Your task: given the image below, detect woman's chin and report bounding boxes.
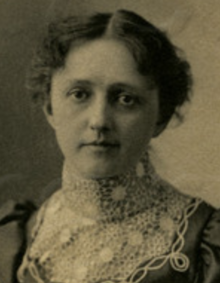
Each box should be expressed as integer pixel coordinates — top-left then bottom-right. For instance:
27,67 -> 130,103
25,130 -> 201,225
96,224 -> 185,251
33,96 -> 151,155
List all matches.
80,167 -> 119,180
71,160 -> 123,180
65,151 -> 135,180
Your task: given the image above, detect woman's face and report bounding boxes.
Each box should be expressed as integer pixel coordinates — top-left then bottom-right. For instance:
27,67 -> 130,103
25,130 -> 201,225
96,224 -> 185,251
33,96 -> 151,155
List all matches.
46,39 -> 159,179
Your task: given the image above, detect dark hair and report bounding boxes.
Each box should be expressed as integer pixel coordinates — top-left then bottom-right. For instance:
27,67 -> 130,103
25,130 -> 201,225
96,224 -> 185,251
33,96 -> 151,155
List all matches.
27,9 -> 192,128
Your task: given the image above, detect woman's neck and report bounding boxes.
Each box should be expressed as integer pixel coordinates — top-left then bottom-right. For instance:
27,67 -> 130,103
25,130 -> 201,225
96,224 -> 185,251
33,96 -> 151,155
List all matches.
61,152 -> 160,221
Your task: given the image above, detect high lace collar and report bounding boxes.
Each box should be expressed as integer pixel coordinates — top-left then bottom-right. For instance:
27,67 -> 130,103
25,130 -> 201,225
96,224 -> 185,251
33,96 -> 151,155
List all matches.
61,151 -> 160,222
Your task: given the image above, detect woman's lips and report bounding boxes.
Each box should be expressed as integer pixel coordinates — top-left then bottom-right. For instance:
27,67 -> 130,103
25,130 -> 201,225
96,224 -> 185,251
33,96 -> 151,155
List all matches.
82,140 -> 119,147
81,141 -> 120,151
87,141 -> 119,147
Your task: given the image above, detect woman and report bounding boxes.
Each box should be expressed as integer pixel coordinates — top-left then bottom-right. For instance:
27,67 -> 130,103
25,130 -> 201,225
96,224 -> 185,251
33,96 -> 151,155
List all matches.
0,9 -> 220,283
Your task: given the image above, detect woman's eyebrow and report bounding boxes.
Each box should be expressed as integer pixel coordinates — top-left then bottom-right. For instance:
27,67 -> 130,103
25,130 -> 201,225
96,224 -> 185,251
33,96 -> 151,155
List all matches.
109,82 -> 156,93
109,82 -> 156,95
108,83 -> 139,93
67,79 -> 94,88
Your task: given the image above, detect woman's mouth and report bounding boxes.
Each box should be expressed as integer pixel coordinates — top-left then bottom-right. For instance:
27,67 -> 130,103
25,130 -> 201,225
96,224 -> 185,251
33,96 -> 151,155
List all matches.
87,141 -> 119,147
81,141 -> 120,152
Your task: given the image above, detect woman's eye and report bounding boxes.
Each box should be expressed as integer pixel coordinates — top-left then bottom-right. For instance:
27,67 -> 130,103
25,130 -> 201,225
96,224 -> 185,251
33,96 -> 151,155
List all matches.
118,94 -> 135,106
68,89 -> 89,101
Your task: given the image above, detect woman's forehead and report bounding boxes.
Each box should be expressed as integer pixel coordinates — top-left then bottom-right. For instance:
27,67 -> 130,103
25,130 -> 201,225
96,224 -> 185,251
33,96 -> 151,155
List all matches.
53,38 -> 152,89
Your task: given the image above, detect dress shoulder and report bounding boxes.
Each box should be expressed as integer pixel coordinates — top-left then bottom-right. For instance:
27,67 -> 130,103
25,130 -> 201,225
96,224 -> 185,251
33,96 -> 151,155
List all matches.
199,207 -> 220,283
0,200 -> 36,283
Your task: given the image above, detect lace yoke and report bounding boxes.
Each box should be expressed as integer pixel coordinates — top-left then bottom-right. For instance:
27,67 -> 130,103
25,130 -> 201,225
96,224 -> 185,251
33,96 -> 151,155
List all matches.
18,153 -> 201,283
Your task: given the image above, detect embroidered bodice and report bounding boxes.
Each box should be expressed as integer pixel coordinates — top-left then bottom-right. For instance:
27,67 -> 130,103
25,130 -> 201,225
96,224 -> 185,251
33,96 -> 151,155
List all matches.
17,153 -> 201,283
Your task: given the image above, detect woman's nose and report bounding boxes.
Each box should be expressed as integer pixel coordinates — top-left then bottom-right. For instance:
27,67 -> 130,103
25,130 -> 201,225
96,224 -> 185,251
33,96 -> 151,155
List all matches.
89,97 -> 112,132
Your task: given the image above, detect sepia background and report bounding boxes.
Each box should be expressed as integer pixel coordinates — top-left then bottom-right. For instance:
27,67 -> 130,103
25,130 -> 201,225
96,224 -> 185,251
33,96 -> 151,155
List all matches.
0,0 -> 219,207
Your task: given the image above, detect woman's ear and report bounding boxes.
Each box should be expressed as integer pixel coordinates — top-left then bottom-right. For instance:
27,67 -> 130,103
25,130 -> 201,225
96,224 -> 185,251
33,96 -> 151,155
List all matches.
42,101 -> 55,129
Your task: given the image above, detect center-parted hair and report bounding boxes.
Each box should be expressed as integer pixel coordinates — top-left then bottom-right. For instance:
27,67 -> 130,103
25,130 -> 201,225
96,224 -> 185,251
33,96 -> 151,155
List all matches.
27,9 -> 192,129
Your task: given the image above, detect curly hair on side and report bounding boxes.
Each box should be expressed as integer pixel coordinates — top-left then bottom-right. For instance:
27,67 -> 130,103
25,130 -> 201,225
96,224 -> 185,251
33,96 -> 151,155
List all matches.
26,9 -> 193,129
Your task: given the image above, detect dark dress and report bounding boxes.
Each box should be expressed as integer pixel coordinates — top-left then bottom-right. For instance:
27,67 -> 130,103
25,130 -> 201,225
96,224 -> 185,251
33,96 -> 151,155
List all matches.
0,199 -> 220,283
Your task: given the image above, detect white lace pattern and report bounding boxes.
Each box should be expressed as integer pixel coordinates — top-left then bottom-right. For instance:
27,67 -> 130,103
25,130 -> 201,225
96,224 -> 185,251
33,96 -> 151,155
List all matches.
17,152 -> 201,283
